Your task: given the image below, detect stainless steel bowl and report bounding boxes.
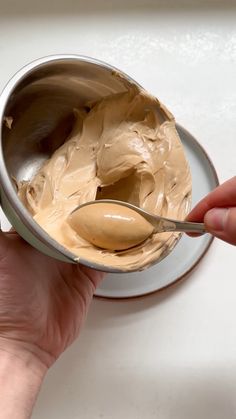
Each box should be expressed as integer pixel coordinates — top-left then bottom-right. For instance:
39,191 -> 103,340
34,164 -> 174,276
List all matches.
0,54 -> 182,273
0,54 -> 146,272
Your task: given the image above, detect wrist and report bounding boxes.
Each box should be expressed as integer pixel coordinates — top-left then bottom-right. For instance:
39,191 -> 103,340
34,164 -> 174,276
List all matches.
0,342 -> 47,419
0,336 -> 54,370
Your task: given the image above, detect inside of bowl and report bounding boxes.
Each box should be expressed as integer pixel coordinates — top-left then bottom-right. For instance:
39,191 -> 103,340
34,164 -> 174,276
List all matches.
0,58 -> 191,272
2,59 -> 129,185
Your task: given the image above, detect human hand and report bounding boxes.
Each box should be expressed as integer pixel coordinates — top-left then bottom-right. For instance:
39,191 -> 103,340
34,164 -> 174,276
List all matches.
0,230 -> 104,418
0,230 -> 104,368
187,176 -> 236,245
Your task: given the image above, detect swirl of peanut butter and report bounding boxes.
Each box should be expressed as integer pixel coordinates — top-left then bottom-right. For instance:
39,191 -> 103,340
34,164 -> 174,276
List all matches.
18,85 -> 191,271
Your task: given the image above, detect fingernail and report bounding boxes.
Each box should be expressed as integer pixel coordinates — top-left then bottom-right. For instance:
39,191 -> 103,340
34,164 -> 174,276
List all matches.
205,208 -> 229,231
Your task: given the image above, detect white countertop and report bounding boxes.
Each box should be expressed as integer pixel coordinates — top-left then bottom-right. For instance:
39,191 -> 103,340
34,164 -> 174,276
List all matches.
0,1 -> 236,418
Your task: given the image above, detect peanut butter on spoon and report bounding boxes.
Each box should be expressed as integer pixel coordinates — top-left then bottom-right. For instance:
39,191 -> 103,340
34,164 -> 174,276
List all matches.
69,202 -> 154,251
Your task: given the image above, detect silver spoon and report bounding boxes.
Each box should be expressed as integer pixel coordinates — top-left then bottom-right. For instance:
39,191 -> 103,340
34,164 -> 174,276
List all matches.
72,199 -> 206,234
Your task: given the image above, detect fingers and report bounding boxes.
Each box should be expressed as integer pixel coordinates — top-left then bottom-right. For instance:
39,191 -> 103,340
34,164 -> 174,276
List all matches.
204,207 -> 236,245
186,176 -> 236,244
187,176 -> 236,222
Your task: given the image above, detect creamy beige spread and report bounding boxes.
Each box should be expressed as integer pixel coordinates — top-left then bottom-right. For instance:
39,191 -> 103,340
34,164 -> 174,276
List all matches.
18,85 -> 191,271
69,202 -> 154,250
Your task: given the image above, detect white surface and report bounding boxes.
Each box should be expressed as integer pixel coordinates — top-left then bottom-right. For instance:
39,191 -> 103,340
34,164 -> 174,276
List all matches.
0,1 -> 236,418
96,126 -> 218,297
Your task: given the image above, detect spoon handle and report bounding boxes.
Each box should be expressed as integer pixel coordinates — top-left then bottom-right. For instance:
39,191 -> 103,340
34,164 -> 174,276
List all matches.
156,218 -> 206,234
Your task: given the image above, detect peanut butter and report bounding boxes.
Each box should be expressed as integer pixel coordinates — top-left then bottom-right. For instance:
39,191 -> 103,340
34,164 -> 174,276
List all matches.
18,85 -> 191,271
69,202 -> 154,250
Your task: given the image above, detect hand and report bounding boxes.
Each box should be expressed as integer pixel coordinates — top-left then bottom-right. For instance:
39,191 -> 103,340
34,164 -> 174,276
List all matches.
0,230 -> 104,368
187,176 -> 236,245
0,230 -> 104,418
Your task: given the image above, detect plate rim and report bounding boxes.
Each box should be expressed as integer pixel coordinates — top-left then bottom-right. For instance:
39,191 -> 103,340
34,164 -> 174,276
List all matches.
94,123 -> 219,300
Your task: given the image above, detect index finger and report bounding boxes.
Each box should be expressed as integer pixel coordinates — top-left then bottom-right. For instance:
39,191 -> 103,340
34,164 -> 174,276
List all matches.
187,176 -> 236,222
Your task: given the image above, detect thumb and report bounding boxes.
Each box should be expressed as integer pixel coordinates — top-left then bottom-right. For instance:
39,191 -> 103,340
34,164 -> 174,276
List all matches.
204,208 -> 236,245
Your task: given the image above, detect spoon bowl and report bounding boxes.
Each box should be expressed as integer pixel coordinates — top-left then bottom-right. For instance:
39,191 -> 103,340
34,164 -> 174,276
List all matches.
72,199 -> 206,235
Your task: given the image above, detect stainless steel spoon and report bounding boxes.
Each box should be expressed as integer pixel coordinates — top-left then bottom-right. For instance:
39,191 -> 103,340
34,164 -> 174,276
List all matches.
72,199 -> 206,234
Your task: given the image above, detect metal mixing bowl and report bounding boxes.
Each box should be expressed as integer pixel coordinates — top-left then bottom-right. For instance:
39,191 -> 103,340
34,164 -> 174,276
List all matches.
0,54 -> 182,273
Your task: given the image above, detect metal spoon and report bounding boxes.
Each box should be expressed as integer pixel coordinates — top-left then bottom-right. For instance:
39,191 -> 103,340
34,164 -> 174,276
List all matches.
72,199 -> 206,234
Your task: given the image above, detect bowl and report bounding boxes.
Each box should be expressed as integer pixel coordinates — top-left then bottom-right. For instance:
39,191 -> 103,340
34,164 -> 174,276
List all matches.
0,54 -> 188,273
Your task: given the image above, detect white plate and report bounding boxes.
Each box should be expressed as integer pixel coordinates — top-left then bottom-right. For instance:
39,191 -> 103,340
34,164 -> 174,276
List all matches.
95,124 -> 219,299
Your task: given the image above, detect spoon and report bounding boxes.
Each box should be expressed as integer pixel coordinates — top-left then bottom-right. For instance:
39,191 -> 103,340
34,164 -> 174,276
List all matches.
70,199 -> 205,236
69,199 -> 206,251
